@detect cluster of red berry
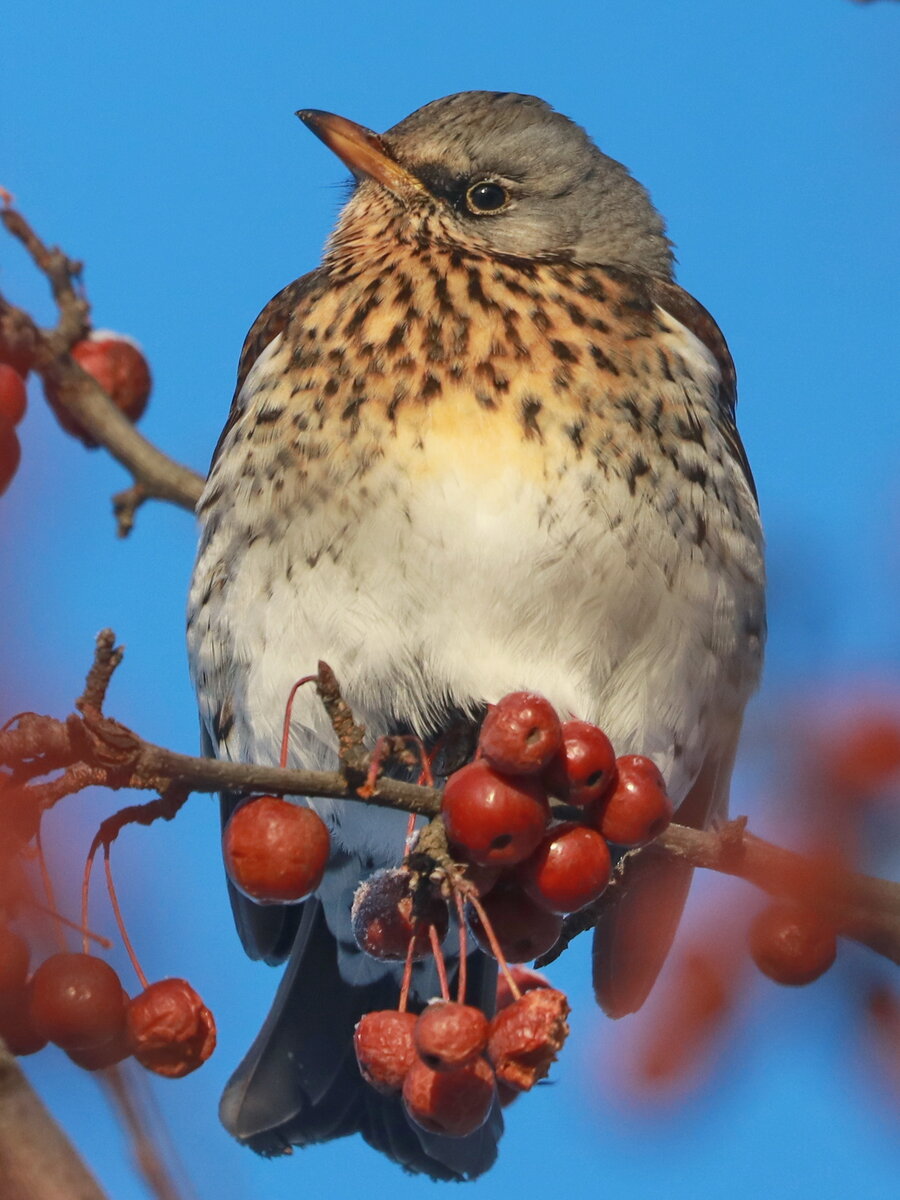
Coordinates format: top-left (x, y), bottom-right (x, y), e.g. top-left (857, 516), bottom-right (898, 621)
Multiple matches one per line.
top-left (0, 328), bottom-right (152, 496)
top-left (0, 936), bottom-right (215, 1077)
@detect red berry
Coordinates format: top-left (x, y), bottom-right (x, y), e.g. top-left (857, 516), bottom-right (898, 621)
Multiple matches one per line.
top-left (487, 987), bottom-right (570, 1092)
top-left (0, 988), bottom-right (48, 1055)
top-left (66, 1025), bottom-right (132, 1071)
top-left (46, 331), bottom-right (151, 446)
top-left (459, 860), bottom-right (501, 898)
top-left (126, 978), bottom-right (216, 1078)
top-left (414, 1002), bottom-right (489, 1071)
top-left (29, 953), bottom-right (127, 1050)
top-left (518, 822), bottom-right (612, 913)
top-left (0, 364), bottom-right (27, 426)
top-left (543, 720), bottom-right (617, 805)
top-left (0, 926), bottom-right (30, 995)
top-left (0, 329), bottom-right (33, 378)
top-left (402, 1055), bottom-right (496, 1137)
top-left (478, 692), bottom-right (563, 776)
top-left (469, 885), bottom-right (563, 963)
top-left (495, 966), bottom-right (551, 1012)
top-left (589, 755), bottom-right (673, 846)
top-left (354, 1009), bottom-right (418, 1094)
top-left (749, 906), bottom-right (837, 986)
top-left (442, 762), bottom-right (549, 867)
top-left (351, 868), bottom-right (449, 961)
top-left (0, 418), bottom-right (21, 498)
top-left (223, 795), bottom-right (330, 904)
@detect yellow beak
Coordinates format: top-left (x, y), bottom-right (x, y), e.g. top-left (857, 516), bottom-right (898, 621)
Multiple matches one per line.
top-left (297, 109), bottom-right (426, 200)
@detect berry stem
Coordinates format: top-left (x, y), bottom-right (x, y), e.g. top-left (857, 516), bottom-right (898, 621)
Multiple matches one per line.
top-left (35, 826), bottom-right (67, 952)
top-left (468, 892), bottom-right (522, 1002)
top-left (279, 675), bottom-right (318, 769)
top-left (398, 932), bottom-right (417, 1014)
top-left (103, 842), bottom-right (149, 989)
top-left (454, 890), bottom-right (468, 1005)
top-left (22, 897), bottom-right (111, 949)
top-left (429, 923), bottom-right (451, 1003)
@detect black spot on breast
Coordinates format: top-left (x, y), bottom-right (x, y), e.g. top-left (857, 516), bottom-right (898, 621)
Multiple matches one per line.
top-left (589, 344), bottom-right (620, 375)
top-left (421, 374), bottom-right (442, 399)
top-left (521, 397), bottom-right (543, 440)
top-left (550, 339), bottom-right (579, 363)
top-left (626, 453), bottom-right (650, 495)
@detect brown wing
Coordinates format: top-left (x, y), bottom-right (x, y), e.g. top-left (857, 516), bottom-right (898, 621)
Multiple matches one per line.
top-left (207, 268), bottom-right (325, 472)
top-left (646, 276), bottom-right (758, 505)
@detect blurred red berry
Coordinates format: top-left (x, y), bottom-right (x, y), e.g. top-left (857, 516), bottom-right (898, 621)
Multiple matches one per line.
top-left (495, 965), bottom-right (551, 1012)
top-left (487, 987), bottom-right (570, 1092)
top-left (0, 418), bottom-right (21, 498)
top-left (442, 761), bottom-right (549, 867)
top-left (518, 821), bottom-right (612, 913)
top-left (29, 953), bottom-right (127, 1050)
top-left (351, 868), bottom-right (449, 961)
top-left (126, 978), bottom-right (216, 1078)
top-left (469, 884), bottom-right (563, 963)
top-left (45, 331), bottom-right (151, 446)
top-left (590, 755), bottom-right (673, 846)
top-left (0, 364), bottom-right (27, 426)
top-left (414, 1002), bottom-right (489, 1072)
top-left (402, 1055), bottom-right (496, 1137)
top-left (354, 1009), bottom-right (419, 1094)
top-left (66, 1025), bottom-right (132, 1071)
top-left (223, 795), bottom-right (330, 904)
top-left (478, 692), bottom-right (563, 776)
top-left (0, 926), bottom-right (30, 995)
top-left (749, 905), bottom-right (837, 986)
top-left (543, 720), bottom-right (617, 805)
top-left (0, 987), bottom-right (48, 1056)
top-left (0, 330), bottom-right (33, 378)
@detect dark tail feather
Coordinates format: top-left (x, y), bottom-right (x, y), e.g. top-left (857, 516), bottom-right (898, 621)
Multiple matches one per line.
top-left (221, 898), bottom-right (502, 1179)
top-left (592, 737), bottom-right (737, 1018)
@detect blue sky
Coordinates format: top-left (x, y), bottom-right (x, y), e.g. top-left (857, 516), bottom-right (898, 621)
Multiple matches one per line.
top-left (2, 1), bottom-right (899, 1198)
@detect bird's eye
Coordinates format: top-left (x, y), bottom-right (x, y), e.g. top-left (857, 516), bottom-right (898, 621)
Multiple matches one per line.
top-left (465, 181), bottom-right (510, 214)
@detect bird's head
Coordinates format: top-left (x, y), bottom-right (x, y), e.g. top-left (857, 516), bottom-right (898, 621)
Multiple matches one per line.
top-left (298, 91), bottom-right (674, 278)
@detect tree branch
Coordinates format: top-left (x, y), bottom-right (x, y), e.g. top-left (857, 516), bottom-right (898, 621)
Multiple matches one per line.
top-left (0, 200), bottom-right (204, 533)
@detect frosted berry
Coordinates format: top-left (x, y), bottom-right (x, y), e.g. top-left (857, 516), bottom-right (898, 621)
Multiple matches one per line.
top-left (543, 720), bottom-right (617, 805)
top-left (414, 1002), bottom-right (489, 1071)
top-left (0, 365), bottom-right (27, 426)
top-left (487, 987), bottom-right (570, 1092)
top-left (469, 885), bottom-right (563, 963)
top-left (518, 822), bottom-right (612, 913)
top-left (126, 978), bottom-right (216, 1077)
top-left (223, 795), bottom-right (329, 904)
top-left (351, 868), bottom-right (449, 960)
top-left (749, 905), bottom-right (837, 986)
top-left (29, 953), bottom-right (127, 1050)
top-left (590, 755), bottom-right (673, 846)
top-left (354, 1009), bottom-right (418, 1094)
top-left (442, 761), bottom-right (549, 867)
top-left (402, 1055), bottom-right (496, 1137)
top-left (46, 331), bottom-right (151, 446)
top-left (478, 692), bottom-right (563, 776)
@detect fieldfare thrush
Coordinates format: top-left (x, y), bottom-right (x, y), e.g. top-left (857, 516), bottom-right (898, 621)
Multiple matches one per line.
top-left (187, 90), bottom-right (766, 1179)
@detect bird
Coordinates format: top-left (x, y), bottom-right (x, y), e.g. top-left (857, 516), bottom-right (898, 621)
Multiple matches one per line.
top-left (186, 90), bottom-right (765, 1179)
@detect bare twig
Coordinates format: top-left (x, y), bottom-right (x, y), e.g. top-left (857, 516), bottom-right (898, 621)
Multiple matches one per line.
top-left (0, 202), bottom-right (204, 532)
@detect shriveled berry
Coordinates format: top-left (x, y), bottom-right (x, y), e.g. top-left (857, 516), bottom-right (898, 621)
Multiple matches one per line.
top-left (590, 755), bottom-right (673, 846)
top-left (224, 795), bottom-right (329, 904)
top-left (351, 868), bottom-right (449, 960)
top-left (402, 1055), bottom-right (496, 1137)
top-left (0, 365), bottom-right (27, 426)
top-left (518, 822), bottom-right (612, 913)
top-left (414, 1002), bottom-right (489, 1071)
top-left (0, 419), bottom-right (21, 498)
top-left (29, 953), bottom-right (127, 1050)
top-left (45, 331), bottom-right (151, 446)
top-left (496, 966), bottom-right (551, 1013)
top-left (0, 988), bottom-right (48, 1055)
top-left (0, 926), bottom-right (30, 995)
top-left (478, 692), bottom-right (563, 776)
top-left (443, 762), bottom-right (549, 867)
top-left (354, 1009), bottom-right (418, 1094)
top-left (749, 905), bottom-right (837, 986)
top-left (487, 987), bottom-right (570, 1092)
top-left (469, 885), bottom-right (563, 963)
top-left (543, 720), bottom-right (617, 805)
top-left (126, 978), bottom-right (216, 1078)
